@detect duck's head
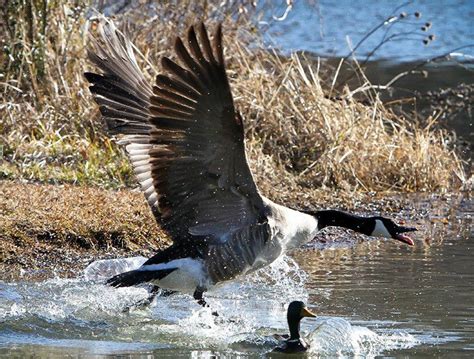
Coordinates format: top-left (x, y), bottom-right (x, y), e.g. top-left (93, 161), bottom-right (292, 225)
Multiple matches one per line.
top-left (273, 301), bottom-right (316, 353)
top-left (369, 217), bottom-right (417, 246)
top-left (287, 301), bottom-right (316, 326)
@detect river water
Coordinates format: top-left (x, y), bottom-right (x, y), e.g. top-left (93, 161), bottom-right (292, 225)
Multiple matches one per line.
top-left (259, 0), bottom-right (473, 62)
top-left (0, 194), bottom-right (471, 357)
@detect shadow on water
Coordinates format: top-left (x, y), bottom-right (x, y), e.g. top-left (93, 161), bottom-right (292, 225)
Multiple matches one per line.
top-left (0, 193), bottom-right (471, 358)
top-left (346, 60), bottom-right (473, 146)
top-left (299, 54), bottom-right (473, 153)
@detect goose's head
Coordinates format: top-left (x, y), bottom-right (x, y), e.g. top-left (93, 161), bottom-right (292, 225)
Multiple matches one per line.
top-left (311, 210), bottom-right (417, 246)
top-left (370, 217), bottom-right (417, 246)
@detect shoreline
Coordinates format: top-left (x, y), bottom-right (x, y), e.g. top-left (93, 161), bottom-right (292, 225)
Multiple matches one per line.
top-left (1, 180), bottom-right (467, 282)
top-left (0, 181), bottom-right (168, 281)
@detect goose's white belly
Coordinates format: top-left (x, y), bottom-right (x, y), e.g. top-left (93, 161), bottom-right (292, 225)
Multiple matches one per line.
top-left (139, 258), bottom-right (209, 293)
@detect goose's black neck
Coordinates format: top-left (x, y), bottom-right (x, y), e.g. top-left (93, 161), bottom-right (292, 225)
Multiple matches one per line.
top-left (307, 210), bottom-right (373, 236)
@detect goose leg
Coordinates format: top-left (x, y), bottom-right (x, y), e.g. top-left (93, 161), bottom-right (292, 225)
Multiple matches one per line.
top-left (193, 287), bottom-right (218, 316)
top-left (122, 285), bottom-right (171, 312)
top-left (143, 285), bottom-right (176, 301)
top-left (193, 287), bottom-right (207, 307)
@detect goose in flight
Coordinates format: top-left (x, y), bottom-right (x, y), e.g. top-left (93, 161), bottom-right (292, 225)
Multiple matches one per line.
top-left (85, 19), bottom-right (416, 306)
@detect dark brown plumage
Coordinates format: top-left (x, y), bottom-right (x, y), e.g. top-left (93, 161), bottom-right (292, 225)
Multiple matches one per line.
top-left (86, 20), bottom-right (265, 250)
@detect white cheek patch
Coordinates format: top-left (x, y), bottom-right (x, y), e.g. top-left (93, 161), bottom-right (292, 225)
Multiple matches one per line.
top-left (371, 219), bottom-right (392, 238)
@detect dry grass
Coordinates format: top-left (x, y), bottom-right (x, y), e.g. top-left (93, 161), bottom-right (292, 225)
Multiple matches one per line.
top-left (1, 1), bottom-right (134, 188)
top-left (235, 52), bottom-right (468, 201)
top-left (0, 181), bottom-right (164, 250)
top-left (1, 2), bottom-right (468, 199)
top-left (0, 181), bottom-right (166, 280)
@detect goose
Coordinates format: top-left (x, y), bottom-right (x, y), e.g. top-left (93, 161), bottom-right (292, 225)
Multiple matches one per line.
top-left (273, 301), bottom-right (317, 353)
top-left (84, 19), bottom-right (416, 307)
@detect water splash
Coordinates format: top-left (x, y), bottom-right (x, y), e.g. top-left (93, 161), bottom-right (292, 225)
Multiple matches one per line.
top-left (0, 255), bottom-right (428, 356)
top-left (83, 256), bottom-right (148, 281)
top-left (209, 255), bottom-right (308, 302)
top-left (307, 317), bottom-right (419, 357)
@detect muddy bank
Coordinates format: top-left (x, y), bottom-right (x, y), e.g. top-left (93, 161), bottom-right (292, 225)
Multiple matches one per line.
top-left (1, 181), bottom-right (469, 282)
top-left (0, 182), bottom-right (168, 281)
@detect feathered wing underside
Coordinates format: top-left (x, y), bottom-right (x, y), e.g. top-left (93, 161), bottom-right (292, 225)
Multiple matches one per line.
top-left (85, 19), bottom-right (266, 246)
top-left (84, 19), bottom-right (159, 213)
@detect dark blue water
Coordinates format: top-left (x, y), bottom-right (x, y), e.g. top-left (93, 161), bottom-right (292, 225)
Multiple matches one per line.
top-left (258, 0), bottom-right (474, 144)
top-left (259, 0), bottom-right (474, 62)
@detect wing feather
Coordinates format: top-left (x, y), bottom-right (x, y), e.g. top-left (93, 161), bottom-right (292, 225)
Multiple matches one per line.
top-left (86, 19), bottom-right (266, 247)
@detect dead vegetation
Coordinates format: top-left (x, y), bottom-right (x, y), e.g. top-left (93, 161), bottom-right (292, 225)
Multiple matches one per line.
top-left (0, 1), bottom-right (469, 277)
top-left (1, 1), bottom-right (466, 196)
top-left (0, 181), bottom-right (166, 280)
top-left (235, 52), bottom-right (467, 198)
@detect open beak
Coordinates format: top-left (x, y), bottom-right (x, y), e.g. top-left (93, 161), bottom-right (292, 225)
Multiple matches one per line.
top-left (394, 225), bottom-right (417, 246)
top-left (300, 307), bottom-right (317, 318)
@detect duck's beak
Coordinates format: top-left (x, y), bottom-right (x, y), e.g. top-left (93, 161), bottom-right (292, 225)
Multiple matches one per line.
top-left (394, 225), bottom-right (417, 246)
top-left (300, 307), bottom-right (317, 318)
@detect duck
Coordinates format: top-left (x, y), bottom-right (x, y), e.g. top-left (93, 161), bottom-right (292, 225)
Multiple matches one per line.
top-left (273, 301), bottom-right (317, 353)
top-left (84, 18), bottom-right (416, 307)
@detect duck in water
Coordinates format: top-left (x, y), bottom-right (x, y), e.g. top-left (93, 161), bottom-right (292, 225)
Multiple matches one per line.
top-left (273, 301), bottom-right (317, 353)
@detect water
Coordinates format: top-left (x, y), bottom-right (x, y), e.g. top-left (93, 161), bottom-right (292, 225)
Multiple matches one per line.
top-left (0, 194), bottom-right (471, 357)
top-left (257, 0), bottom-right (474, 145)
top-left (259, 0), bottom-right (474, 62)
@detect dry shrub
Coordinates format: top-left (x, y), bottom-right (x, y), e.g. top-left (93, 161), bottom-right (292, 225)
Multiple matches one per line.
top-left (1, 1), bottom-right (467, 203)
top-left (230, 51), bottom-right (467, 200)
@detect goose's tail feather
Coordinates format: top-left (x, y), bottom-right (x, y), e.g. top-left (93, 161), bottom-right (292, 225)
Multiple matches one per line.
top-left (106, 268), bottom-right (176, 287)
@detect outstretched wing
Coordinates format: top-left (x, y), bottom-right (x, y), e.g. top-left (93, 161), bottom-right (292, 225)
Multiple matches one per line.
top-left (148, 23), bottom-right (266, 244)
top-left (85, 19), bottom-right (266, 246)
